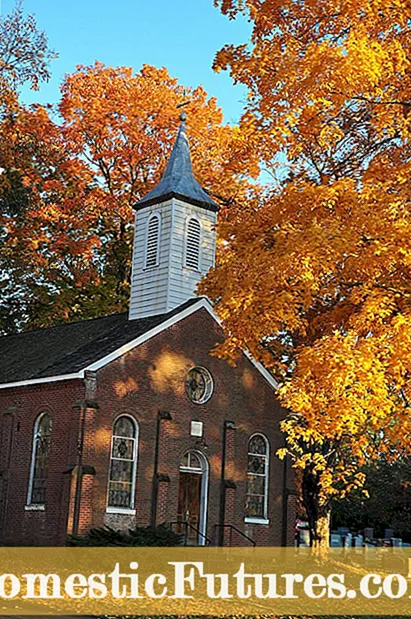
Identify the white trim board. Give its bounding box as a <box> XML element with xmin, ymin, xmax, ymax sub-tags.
<box><xmin>200</xmin><ymin>302</ymin><xmax>279</xmax><ymax>391</ymax></box>
<box><xmin>84</xmin><ymin>298</ymin><xmax>210</xmax><ymax>372</ymax></box>
<box><xmin>0</xmin><ymin>298</ymin><xmax>278</xmax><ymax>392</ymax></box>
<box><xmin>0</xmin><ymin>372</ymin><xmax>84</xmax><ymax>391</ymax></box>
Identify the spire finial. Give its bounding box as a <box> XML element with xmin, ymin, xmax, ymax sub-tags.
<box><xmin>135</xmin><ymin>87</ymin><xmax>219</xmax><ymax>212</ymax></box>
<box><xmin>176</xmin><ymin>89</ymin><xmax>190</xmax><ymax>123</ymax></box>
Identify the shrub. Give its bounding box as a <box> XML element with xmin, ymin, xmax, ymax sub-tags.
<box><xmin>68</xmin><ymin>524</ymin><xmax>183</xmax><ymax>547</ymax></box>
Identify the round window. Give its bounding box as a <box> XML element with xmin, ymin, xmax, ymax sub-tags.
<box><xmin>186</xmin><ymin>367</ymin><xmax>214</xmax><ymax>404</ymax></box>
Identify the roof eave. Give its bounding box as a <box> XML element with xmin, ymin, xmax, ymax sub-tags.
<box><xmin>0</xmin><ymin>298</ymin><xmax>279</xmax><ymax>392</ymax></box>
<box><xmin>134</xmin><ymin>191</ymin><xmax>220</xmax><ymax>213</ymax></box>
<box><xmin>0</xmin><ymin>372</ymin><xmax>84</xmax><ymax>391</ymax></box>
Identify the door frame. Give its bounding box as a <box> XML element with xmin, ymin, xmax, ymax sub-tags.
<box><xmin>179</xmin><ymin>450</ymin><xmax>209</xmax><ymax>545</ymax></box>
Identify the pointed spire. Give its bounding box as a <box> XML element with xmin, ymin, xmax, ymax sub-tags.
<box><xmin>135</xmin><ymin>113</ymin><xmax>219</xmax><ymax>212</ymax></box>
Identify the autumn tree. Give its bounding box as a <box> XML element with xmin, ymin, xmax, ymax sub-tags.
<box><xmin>0</xmin><ymin>103</ymin><xmax>101</xmax><ymax>332</ymax></box>
<box><xmin>0</xmin><ymin>1</ymin><xmax>57</xmax><ymax>217</ymax></box>
<box><xmin>0</xmin><ymin>2</ymin><xmax>58</xmax><ymax>332</ymax></box>
<box><xmin>201</xmin><ymin>0</ymin><xmax>411</xmax><ymax>546</ymax></box>
<box><xmin>0</xmin><ymin>62</ymin><xmax>260</xmax><ymax>332</ymax></box>
<box><xmin>0</xmin><ymin>1</ymin><xmax>56</xmax><ymax>110</ymax></box>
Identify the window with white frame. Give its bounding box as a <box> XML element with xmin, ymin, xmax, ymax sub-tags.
<box><xmin>107</xmin><ymin>416</ymin><xmax>138</xmax><ymax>510</ymax></box>
<box><xmin>245</xmin><ymin>434</ymin><xmax>269</xmax><ymax>520</ymax></box>
<box><xmin>185</xmin><ymin>217</ymin><xmax>201</xmax><ymax>270</ymax></box>
<box><xmin>145</xmin><ymin>213</ymin><xmax>161</xmax><ymax>268</ymax></box>
<box><xmin>27</xmin><ymin>412</ymin><xmax>52</xmax><ymax>506</ymax></box>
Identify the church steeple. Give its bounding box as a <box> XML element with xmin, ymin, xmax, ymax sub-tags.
<box><xmin>136</xmin><ymin>113</ymin><xmax>219</xmax><ymax>212</ymax></box>
<box><xmin>129</xmin><ymin>114</ymin><xmax>218</xmax><ymax>320</ymax></box>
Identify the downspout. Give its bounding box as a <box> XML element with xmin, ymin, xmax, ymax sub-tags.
<box><xmin>72</xmin><ymin>402</ymin><xmax>86</xmax><ymax>537</ymax></box>
<box><xmin>72</xmin><ymin>371</ymin><xmax>97</xmax><ymax>537</ymax></box>
<box><xmin>151</xmin><ymin>410</ymin><xmax>172</xmax><ymax>527</ymax></box>
<box><xmin>218</xmin><ymin>420</ymin><xmax>235</xmax><ymax>546</ymax></box>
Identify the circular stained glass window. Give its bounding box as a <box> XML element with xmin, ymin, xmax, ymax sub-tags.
<box><xmin>186</xmin><ymin>366</ymin><xmax>214</xmax><ymax>404</ymax></box>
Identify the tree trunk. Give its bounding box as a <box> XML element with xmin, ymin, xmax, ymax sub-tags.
<box><xmin>302</xmin><ymin>466</ymin><xmax>331</xmax><ymax>548</ymax></box>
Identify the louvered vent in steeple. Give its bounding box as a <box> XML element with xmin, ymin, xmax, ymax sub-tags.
<box><xmin>145</xmin><ymin>214</ymin><xmax>160</xmax><ymax>268</ymax></box>
<box><xmin>129</xmin><ymin>114</ymin><xmax>218</xmax><ymax>321</ymax></box>
<box><xmin>185</xmin><ymin>217</ymin><xmax>201</xmax><ymax>270</ymax></box>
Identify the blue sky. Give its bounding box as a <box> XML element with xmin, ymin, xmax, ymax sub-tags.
<box><xmin>3</xmin><ymin>0</ymin><xmax>251</xmax><ymax>125</ymax></box>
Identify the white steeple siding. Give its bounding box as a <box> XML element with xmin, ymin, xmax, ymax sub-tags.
<box><xmin>128</xmin><ymin>117</ymin><xmax>219</xmax><ymax>320</ymax></box>
<box><xmin>129</xmin><ymin>198</ymin><xmax>216</xmax><ymax>319</ymax></box>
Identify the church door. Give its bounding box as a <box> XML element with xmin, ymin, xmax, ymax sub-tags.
<box><xmin>177</xmin><ymin>451</ymin><xmax>208</xmax><ymax>545</ymax></box>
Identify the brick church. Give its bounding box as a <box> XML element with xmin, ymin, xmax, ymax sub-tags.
<box><xmin>0</xmin><ymin>114</ymin><xmax>296</xmax><ymax>546</ymax></box>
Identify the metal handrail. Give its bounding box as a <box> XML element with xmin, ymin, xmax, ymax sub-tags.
<box><xmin>214</xmin><ymin>524</ymin><xmax>256</xmax><ymax>547</ymax></box>
<box><xmin>168</xmin><ymin>520</ymin><xmax>212</xmax><ymax>546</ymax></box>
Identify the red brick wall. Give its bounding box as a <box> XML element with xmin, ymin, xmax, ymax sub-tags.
<box><xmin>0</xmin><ymin>307</ymin><xmax>296</xmax><ymax>546</ymax></box>
<box><xmin>91</xmin><ymin>308</ymin><xmax>292</xmax><ymax>546</ymax></box>
<box><xmin>0</xmin><ymin>380</ymin><xmax>84</xmax><ymax>545</ymax></box>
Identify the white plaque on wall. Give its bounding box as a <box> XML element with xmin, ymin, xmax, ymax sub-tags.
<box><xmin>190</xmin><ymin>421</ymin><xmax>203</xmax><ymax>437</ymax></box>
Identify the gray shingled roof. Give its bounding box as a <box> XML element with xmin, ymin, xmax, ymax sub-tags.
<box><xmin>0</xmin><ymin>298</ymin><xmax>200</xmax><ymax>385</ymax></box>
<box><xmin>135</xmin><ymin>120</ymin><xmax>219</xmax><ymax>212</ymax></box>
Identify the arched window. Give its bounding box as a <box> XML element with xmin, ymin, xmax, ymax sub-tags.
<box><xmin>27</xmin><ymin>413</ymin><xmax>52</xmax><ymax>506</ymax></box>
<box><xmin>145</xmin><ymin>213</ymin><xmax>161</xmax><ymax>268</ymax></box>
<box><xmin>185</xmin><ymin>217</ymin><xmax>201</xmax><ymax>270</ymax></box>
<box><xmin>107</xmin><ymin>415</ymin><xmax>138</xmax><ymax>510</ymax></box>
<box><xmin>245</xmin><ymin>433</ymin><xmax>269</xmax><ymax>520</ymax></box>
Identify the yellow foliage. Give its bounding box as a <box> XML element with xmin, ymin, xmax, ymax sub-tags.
<box><xmin>203</xmin><ymin>0</ymin><xmax>411</xmax><ymax>525</ymax></box>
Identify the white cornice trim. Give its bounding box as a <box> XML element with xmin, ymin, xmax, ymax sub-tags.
<box><xmin>0</xmin><ymin>297</ymin><xmax>279</xmax><ymax>392</ymax></box>
<box><xmin>198</xmin><ymin>301</ymin><xmax>279</xmax><ymax>391</ymax></box>
<box><xmin>243</xmin><ymin>351</ymin><xmax>279</xmax><ymax>391</ymax></box>
<box><xmin>0</xmin><ymin>372</ymin><xmax>84</xmax><ymax>391</ymax></box>
<box><xmin>84</xmin><ymin>298</ymin><xmax>209</xmax><ymax>373</ymax></box>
